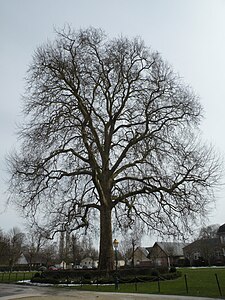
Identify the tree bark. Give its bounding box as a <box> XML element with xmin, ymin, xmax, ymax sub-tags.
<box><xmin>98</xmin><ymin>205</ymin><xmax>114</xmax><ymax>271</ymax></box>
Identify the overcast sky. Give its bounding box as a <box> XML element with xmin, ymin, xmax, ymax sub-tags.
<box><xmin>1</xmin><ymin>0</ymin><xmax>225</xmax><ymax>235</ymax></box>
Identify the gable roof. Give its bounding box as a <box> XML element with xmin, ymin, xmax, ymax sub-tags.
<box><xmin>135</xmin><ymin>247</ymin><xmax>150</xmax><ymax>257</ymax></box>
<box><xmin>23</xmin><ymin>252</ymin><xmax>44</xmax><ymax>264</ymax></box>
<box><xmin>217</xmin><ymin>223</ymin><xmax>225</xmax><ymax>234</ymax></box>
<box><xmin>81</xmin><ymin>256</ymin><xmax>98</xmax><ymax>262</ymax></box>
<box><xmin>156</xmin><ymin>242</ymin><xmax>188</xmax><ymax>256</ymax></box>
<box><xmin>16</xmin><ymin>253</ymin><xmax>28</xmax><ymax>265</ymax></box>
<box><xmin>145</xmin><ymin>247</ymin><xmax>153</xmax><ymax>255</ymax></box>
<box><xmin>183</xmin><ymin>238</ymin><xmax>221</xmax><ymax>251</ymax></box>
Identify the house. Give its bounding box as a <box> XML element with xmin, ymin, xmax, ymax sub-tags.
<box><xmin>79</xmin><ymin>256</ymin><xmax>125</xmax><ymax>269</ymax></box>
<box><xmin>80</xmin><ymin>257</ymin><xmax>98</xmax><ymax>269</ymax></box>
<box><xmin>23</xmin><ymin>252</ymin><xmax>46</xmax><ymax>269</ymax></box>
<box><xmin>183</xmin><ymin>238</ymin><xmax>222</xmax><ymax>266</ymax></box>
<box><xmin>148</xmin><ymin>242</ymin><xmax>188</xmax><ymax>268</ymax></box>
<box><xmin>16</xmin><ymin>253</ymin><xmax>29</xmax><ymax>265</ymax></box>
<box><xmin>183</xmin><ymin>223</ymin><xmax>225</xmax><ymax>266</ymax></box>
<box><xmin>16</xmin><ymin>252</ymin><xmax>43</xmax><ymax>268</ymax></box>
<box><xmin>117</xmin><ymin>259</ymin><xmax>125</xmax><ymax>268</ymax></box>
<box><xmin>132</xmin><ymin>247</ymin><xmax>152</xmax><ymax>267</ymax></box>
<box><xmin>55</xmin><ymin>260</ymin><xmax>67</xmax><ymax>269</ymax></box>
<box><xmin>217</xmin><ymin>223</ymin><xmax>225</xmax><ymax>256</ymax></box>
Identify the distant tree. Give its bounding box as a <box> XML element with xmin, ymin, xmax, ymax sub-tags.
<box><xmin>79</xmin><ymin>235</ymin><xmax>99</xmax><ymax>259</ymax></box>
<box><xmin>119</xmin><ymin>221</ymin><xmax>143</xmax><ymax>266</ymax></box>
<box><xmin>23</xmin><ymin>228</ymin><xmax>48</xmax><ymax>269</ymax></box>
<box><xmin>70</xmin><ymin>233</ymin><xmax>83</xmax><ymax>265</ymax></box>
<box><xmin>0</xmin><ymin>229</ymin><xmax>10</xmax><ymax>265</ymax></box>
<box><xmin>198</xmin><ymin>224</ymin><xmax>220</xmax><ymax>239</ymax></box>
<box><xmin>58</xmin><ymin>231</ymin><xmax>98</xmax><ymax>265</ymax></box>
<box><xmin>41</xmin><ymin>241</ymin><xmax>58</xmax><ymax>266</ymax></box>
<box><xmin>8</xmin><ymin>27</ymin><xmax>221</xmax><ymax>271</ymax></box>
<box><xmin>8</xmin><ymin>227</ymin><xmax>25</xmax><ymax>270</ymax></box>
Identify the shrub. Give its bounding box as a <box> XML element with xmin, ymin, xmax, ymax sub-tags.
<box><xmin>169</xmin><ymin>266</ymin><xmax>177</xmax><ymax>273</ymax></box>
<box><xmin>31</xmin><ymin>277</ymin><xmax>60</xmax><ymax>284</ymax></box>
<box><xmin>151</xmin><ymin>269</ymin><xmax>159</xmax><ymax>277</ymax></box>
<box><xmin>31</xmin><ymin>267</ymin><xmax>181</xmax><ymax>285</ymax></box>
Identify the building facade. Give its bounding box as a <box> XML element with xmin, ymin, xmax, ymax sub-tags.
<box><xmin>183</xmin><ymin>223</ymin><xmax>225</xmax><ymax>266</ymax></box>
<box><xmin>148</xmin><ymin>242</ymin><xmax>188</xmax><ymax>268</ymax></box>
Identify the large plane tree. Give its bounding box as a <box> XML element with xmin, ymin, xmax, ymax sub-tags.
<box><xmin>8</xmin><ymin>27</ymin><xmax>221</xmax><ymax>271</ymax></box>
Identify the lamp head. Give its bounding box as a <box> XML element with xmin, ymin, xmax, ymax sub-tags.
<box><xmin>113</xmin><ymin>239</ymin><xmax>119</xmax><ymax>249</ymax></box>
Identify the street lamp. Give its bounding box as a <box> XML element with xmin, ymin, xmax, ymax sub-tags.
<box><xmin>132</xmin><ymin>239</ymin><xmax>135</xmax><ymax>268</ymax></box>
<box><xmin>113</xmin><ymin>239</ymin><xmax>119</xmax><ymax>271</ymax></box>
<box><xmin>113</xmin><ymin>239</ymin><xmax>119</xmax><ymax>290</ymax></box>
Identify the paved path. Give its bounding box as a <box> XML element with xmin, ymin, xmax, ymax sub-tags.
<box><xmin>0</xmin><ymin>284</ymin><xmax>222</xmax><ymax>300</ymax></box>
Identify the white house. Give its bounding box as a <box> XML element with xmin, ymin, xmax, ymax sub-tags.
<box><xmin>80</xmin><ymin>257</ymin><xmax>98</xmax><ymax>269</ymax></box>
<box><xmin>16</xmin><ymin>253</ymin><xmax>29</xmax><ymax>265</ymax></box>
<box><xmin>55</xmin><ymin>260</ymin><xmax>67</xmax><ymax>269</ymax></box>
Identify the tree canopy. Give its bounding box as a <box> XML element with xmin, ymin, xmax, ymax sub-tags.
<box><xmin>198</xmin><ymin>224</ymin><xmax>220</xmax><ymax>239</ymax></box>
<box><xmin>8</xmin><ymin>27</ymin><xmax>221</xmax><ymax>270</ymax></box>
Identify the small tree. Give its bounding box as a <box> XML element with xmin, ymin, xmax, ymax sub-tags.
<box><xmin>8</xmin><ymin>27</ymin><xmax>221</xmax><ymax>270</ymax></box>
<box><xmin>198</xmin><ymin>224</ymin><xmax>220</xmax><ymax>239</ymax></box>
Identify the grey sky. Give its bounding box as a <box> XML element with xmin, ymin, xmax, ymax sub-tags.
<box><xmin>0</xmin><ymin>0</ymin><xmax>225</xmax><ymax>233</ymax></box>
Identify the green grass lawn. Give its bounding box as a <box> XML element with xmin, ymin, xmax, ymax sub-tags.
<box><xmin>1</xmin><ymin>268</ymin><xmax>225</xmax><ymax>299</ymax></box>
<box><xmin>0</xmin><ymin>271</ymin><xmax>36</xmax><ymax>283</ymax></box>
<box><xmin>74</xmin><ymin>268</ymin><xmax>225</xmax><ymax>299</ymax></box>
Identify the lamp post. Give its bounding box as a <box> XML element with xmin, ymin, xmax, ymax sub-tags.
<box><xmin>113</xmin><ymin>239</ymin><xmax>119</xmax><ymax>290</ymax></box>
<box><xmin>132</xmin><ymin>239</ymin><xmax>135</xmax><ymax>268</ymax></box>
<box><xmin>113</xmin><ymin>239</ymin><xmax>119</xmax><ymax>271</ymax></box>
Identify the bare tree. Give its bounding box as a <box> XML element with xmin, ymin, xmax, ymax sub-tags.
<box><xmin>198</xmin><ymin>224</ymin><xmax>220</xmax><ymax>239</ymax></box>
<box><xmin>8</xmin><ymin>227</ymin><xmax>25</xmax><ymax>270</ymax></box>
<box><xmin>119</xmin><ymin>221</ymin><xmax>143</xmax><ymax>266</ymax></box>
<box><xmin>23</xmin><ymin>227</ymin><xmax>48</xmax><ymax>269</ymax></box>
<box><xmin>8</xmin><ymin>27</ymin><xmax>221</xmax><ymax>271</ymax></box>
<box><xmin>41</xmin><ymin>241</ymin><xmax>58</xmax><ymax>267</ymax></box>
<box><xmin>0</xmin><ymin>229</ymin><xmax>10</xmax><ymax>265</ymax></box>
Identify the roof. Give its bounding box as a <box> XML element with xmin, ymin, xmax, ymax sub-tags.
<box><xmin>135</xmin><ymin>247</ymin><xmax>150</xmax><ymax>257</ymax></box>
<box><xmin>81</xmin><ymin>257</ymin><xmax>98</xmax><ymax>262</ymax></box>
<box><xmin>145</xmin><ymin>247</ymin><xmax>153</xmax><ymax>254</ymax></box>
<box><xmin>23</xmin><ymin>252</ymin><xmax>44</xmax><ymax>264</ymax></box>
<box><xmin>217</xmin><ymin>223</ymin><xmax>225</xmax><ymax>234</ymax></box>
<box><xmin>16</xmin><ymin>253</ymin><xmax>28</xmax><ymax>265</ymax></box>
<box><xmin>183</xmin><ymin>238</ymin><xmax>221</xmax><ymax>251</ymax></box>
<box><xmin>156</xmin><ymin>242</ymin><xmax>188</xmax><ymax>256</ymax></box>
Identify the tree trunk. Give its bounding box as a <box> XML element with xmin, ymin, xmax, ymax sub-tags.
<box><xmin>98</xmin><ymin>205</ymin><xmax>114</xmax><ymax>271</ymax></box>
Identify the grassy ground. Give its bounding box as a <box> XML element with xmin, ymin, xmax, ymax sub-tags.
<box><xmin>74</xmin><ymin>268</ymin><xmax>225</xmax><ymax>299</ymax></box>
<box><xmin>0</xmin><ymin>271</ymin><xmax>36</xmax><ymax>283</ymax></box>
<box><xmin>0</xmin><ymin>268</ymin><xmax>225</xmax><ymax>299</ymax></box>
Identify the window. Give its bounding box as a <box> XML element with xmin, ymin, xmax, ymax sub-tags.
<box><xmin>220</xmin><ymin>235</ymin><xmax>225</xmax><ymax>244</ymax></box>
<box><xmin>214</xmin><ymin>250</ymin><xmax>222</xmax><ymax>257</ymax></box>
<box><xmin>194</xmin><ymin>252</ymin><xmax>200</xmax><ymax>260</ymax></box>
<box><xmin>156</xmin><ymin>258</ymin><xmax>162</xmax><ymax>266</ymax></box>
